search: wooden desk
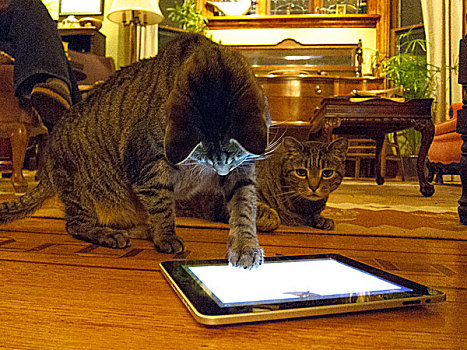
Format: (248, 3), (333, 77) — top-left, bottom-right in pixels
(315, 97), (435, 197)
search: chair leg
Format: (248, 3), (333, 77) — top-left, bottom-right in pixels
(355, 158), (361, 179)
(5, 122), (28, 193)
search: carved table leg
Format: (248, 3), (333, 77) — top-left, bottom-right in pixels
(412, 119), (435, 197)
(374, 133), (385, 185)
(5, 123), (28, 193)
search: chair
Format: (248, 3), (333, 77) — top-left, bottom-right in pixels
(0, 53), (47, 192)
(345, 86), (406, 180)
(66, 50), (115, 99)
(345, 137), (377, 179)
(427, 103), (463, 184)
(0, 50), (115, 193)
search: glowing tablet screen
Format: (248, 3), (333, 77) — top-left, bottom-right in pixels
(187, 258), (412, 307)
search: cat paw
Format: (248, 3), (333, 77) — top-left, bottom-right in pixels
(228, 246), (264, 269)
(308, 216), (334, 230)
(96, 230), (131, 248)
(153, 235), (185, 254)
(256, 204), (280, 232)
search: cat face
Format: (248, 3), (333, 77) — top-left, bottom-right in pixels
(188, 139), (252, 175)
(281, 137), (348, 201)
(164, 42), (270, 175)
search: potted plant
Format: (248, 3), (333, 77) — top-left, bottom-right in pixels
(381, 32), (441, 158)
(167, 0), (209, 35)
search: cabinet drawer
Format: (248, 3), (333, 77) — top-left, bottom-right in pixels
(266, 96), (322, 123)
(258, 77), (334, 98)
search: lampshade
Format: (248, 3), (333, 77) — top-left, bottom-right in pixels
(107, 0), (164, 25)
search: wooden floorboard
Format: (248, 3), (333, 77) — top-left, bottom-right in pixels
(1, 178), (466, 349)
(1, 258), (465, 350)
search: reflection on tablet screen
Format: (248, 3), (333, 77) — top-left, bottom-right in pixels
(187, 258), (412, 307)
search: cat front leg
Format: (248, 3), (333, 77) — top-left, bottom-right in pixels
(135, 184), (184, 254)
(131, 161), (184, 254)
(225, 171), (264, 269)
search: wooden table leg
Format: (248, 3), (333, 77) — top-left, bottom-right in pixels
(413, 119), (435, 197)
(374, 133), (385, 185)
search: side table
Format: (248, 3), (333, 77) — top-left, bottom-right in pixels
(314, 97), (435, 197)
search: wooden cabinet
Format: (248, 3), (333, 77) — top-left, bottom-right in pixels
(231, 39), (384, 128)
(59, 27), (106, 56)
(258, 75), (383, 125)
(203, 0), (370, 16)
(202, 0), (390, 59)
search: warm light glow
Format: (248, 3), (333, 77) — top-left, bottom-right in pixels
(283, 55), (313, 60)
(107, 0), (163, 25)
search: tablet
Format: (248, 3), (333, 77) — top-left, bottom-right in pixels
(160, 254), (445, 325)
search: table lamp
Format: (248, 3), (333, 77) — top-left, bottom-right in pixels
(107, 0), (164, 63)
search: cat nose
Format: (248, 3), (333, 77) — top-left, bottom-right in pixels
(308, 177), (320, 192)
(213, 163), (230, 176)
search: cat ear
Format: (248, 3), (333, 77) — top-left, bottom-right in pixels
(230, 89), (269, 155)
(282, 136), (304, 151)
(231, 118), (268, 155)
(164, 93), (202, 164)
(328, 137), (348, 161)
(164, 124), (202, 164)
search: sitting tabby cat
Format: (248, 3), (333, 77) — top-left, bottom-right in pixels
(177, 136), (347, 231)
(0, 33), (270, 268)
(256, 136), (347, 231)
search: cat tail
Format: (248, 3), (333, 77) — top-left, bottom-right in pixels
(0, 181), (55, 225)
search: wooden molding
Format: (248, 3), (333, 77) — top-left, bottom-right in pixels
(206, 14), (380, 30)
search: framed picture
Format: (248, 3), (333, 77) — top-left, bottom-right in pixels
(59, 0), (104, 16)
(336, 4), (346, 14)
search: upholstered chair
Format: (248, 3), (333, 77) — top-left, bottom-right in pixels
(427, 103), (463, 184)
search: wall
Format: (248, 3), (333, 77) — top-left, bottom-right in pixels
(44, 1), (376, 72)
(43, 0), (126, 68)
(99, 1), (125, 68)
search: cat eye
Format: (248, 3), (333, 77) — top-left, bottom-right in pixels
(322, 169), (334, 178)
(295, 168), (307, 178)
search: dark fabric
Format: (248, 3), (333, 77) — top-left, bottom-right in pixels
(0, 0), (81, 104)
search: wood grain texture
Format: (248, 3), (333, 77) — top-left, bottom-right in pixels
(206, 14), (380, 30)
(0, 180), (466, 349)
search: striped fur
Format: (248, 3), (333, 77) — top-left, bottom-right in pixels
(176, 137), (347, 232)
(0, 33), (269, 268)
(256, 136), (348, 231)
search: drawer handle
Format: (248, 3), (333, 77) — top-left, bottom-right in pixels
(315, 85), (322, 94)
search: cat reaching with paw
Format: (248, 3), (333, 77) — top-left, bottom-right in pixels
(0, 33), (270, 269)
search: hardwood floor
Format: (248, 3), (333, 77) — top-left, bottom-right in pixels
(0, 174), (466, 349)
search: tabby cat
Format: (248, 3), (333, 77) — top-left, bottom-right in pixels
(256, 136), (348, 231)
(0, 33), (270, 268)
(177, 136), (348, 231)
